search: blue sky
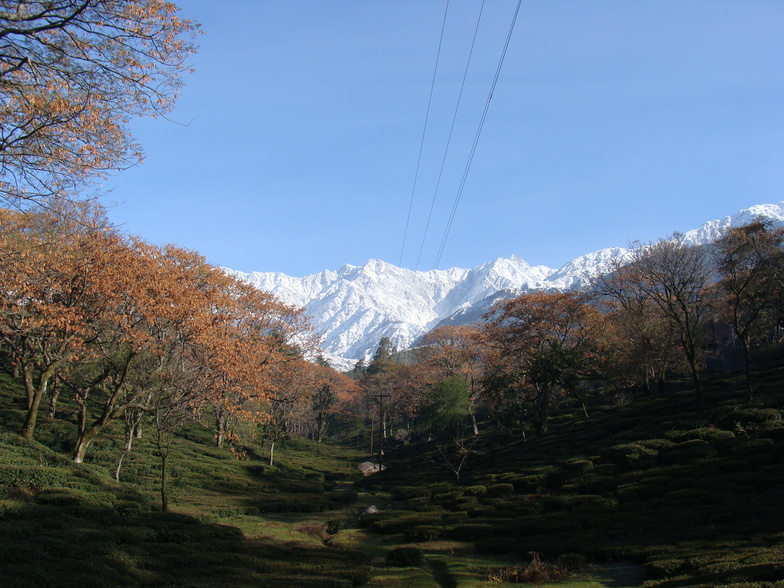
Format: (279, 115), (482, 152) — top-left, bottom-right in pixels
(104, 1), (784, 277)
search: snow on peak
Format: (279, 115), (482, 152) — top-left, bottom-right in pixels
(227, 202), (784, 370)
(683, 202), (784, 246)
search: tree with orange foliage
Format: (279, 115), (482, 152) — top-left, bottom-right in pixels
(310, 359), (361, 443)
(0, 1), (198, 206)
(0, 204), (124, 440)
(201, 278), (309, 450)
(66, 241), (220, 463)
(482, 292), (603, 436)
(0, 205), (310, 464)
(262, 356), (316, 466)
(66, 243), (309, 464)
(595, 257), (680, 395)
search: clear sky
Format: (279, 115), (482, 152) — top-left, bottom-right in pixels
(104, 1), (784, 277)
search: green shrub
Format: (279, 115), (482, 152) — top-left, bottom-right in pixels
(645, 557), (690, 578)
(0, 499), (24, 518)
(404, 496), (433, 511)
(326, 519), (345, 535)
(509, 474), (547, 493)
(604, 443), (659, 466)
(425, 482), (455, 494)
(327, 490), (358, 505)
(367, 512), (443, 534)
(716, 407), (782, 431)
(487, 483), (514, 497)
(665, 427), (734, 443)
(113, 499), (144, 517)
(255, 496), (328, 513)
(0, 465), (68, 490)
(463, 484), (488, 497)
(637, 438), (677, 451)
(441, 510), (469, 524)
(729, 438), (775, 457)
(578, 476), (618, 494)
(563, 458), (594, 472)
(404, 525), (445, 542)
(386, 547), (423, 567)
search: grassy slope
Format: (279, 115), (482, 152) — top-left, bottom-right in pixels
(359, 358), (784, 587)
(0, 359), (783, 587)
(0, 365), (374, 588)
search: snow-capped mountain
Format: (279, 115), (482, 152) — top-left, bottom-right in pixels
(226, 202), (784, 370)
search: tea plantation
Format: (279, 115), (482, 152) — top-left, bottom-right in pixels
(1, 358), (783, 587)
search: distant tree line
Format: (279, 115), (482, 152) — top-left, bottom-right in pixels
(351, 224), (784, 446)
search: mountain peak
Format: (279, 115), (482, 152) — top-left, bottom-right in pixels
(228, 202), (784, 370)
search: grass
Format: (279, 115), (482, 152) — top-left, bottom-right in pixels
(1, 357), (784, 586)
(356, 357), (784, 587)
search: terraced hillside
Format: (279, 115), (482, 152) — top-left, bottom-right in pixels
(1, 358), (783, 587)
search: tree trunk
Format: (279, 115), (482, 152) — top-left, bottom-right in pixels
(268, 440), (275, 467)
(470, 412), (479, 436)
(20, 362), (58, 440)
(47, 377), (61, 420)
(160, 452), (169, 512)
(740, 333), (754, 401)
(115, 413), (142, 482)
(214, 409), (230, 448)
(215, 424), (224, 449)
(532, 387), (551, 436)
(73, 427), (101, 463)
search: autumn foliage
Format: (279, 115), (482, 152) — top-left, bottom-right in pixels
(0, 205), (336, 465)
(0, 0), (199, 205)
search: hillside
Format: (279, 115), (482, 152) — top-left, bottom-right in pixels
(1, 355), (783, 586)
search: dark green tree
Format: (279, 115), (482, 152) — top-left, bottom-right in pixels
(418, 375), (470, 439)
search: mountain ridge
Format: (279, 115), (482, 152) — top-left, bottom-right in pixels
(226, 202), (784, 370)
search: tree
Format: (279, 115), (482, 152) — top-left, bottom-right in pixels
(0, 0), (198, 206)
(66, 241), (217, 463)
(595, 257), (679, 394)
(0, 205), (308, 461)
(417, 375), (470, 439)
(630, 236), (711, 404)
(202, 279), (308, 450)
(714, 221), (784, 399)
(420, 325), (488, 435)
(0, 205), (126, 440)
(367, 337), (396, 374)
(482, 292), (602, 436)
(263, 357), (316, 466)
(310, 364), (360, 443)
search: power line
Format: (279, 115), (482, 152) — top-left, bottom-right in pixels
(433, 0), (523, 270)
(399, 0), (450, 268)
(415, 0), (486, 271)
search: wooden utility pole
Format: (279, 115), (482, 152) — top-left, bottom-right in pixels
(369, 411), (375, 458)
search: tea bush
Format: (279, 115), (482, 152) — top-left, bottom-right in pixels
(385, 546), (423, 567)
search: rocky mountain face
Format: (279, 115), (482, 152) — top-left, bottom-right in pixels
(226, 202), (784, 370)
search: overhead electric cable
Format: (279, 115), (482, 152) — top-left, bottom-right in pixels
(414, 0), (486, 271)
(399, 0), (451, 268)
(433, 0), (523, 270)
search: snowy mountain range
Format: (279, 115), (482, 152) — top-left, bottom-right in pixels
(226, 202), (784, 371)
